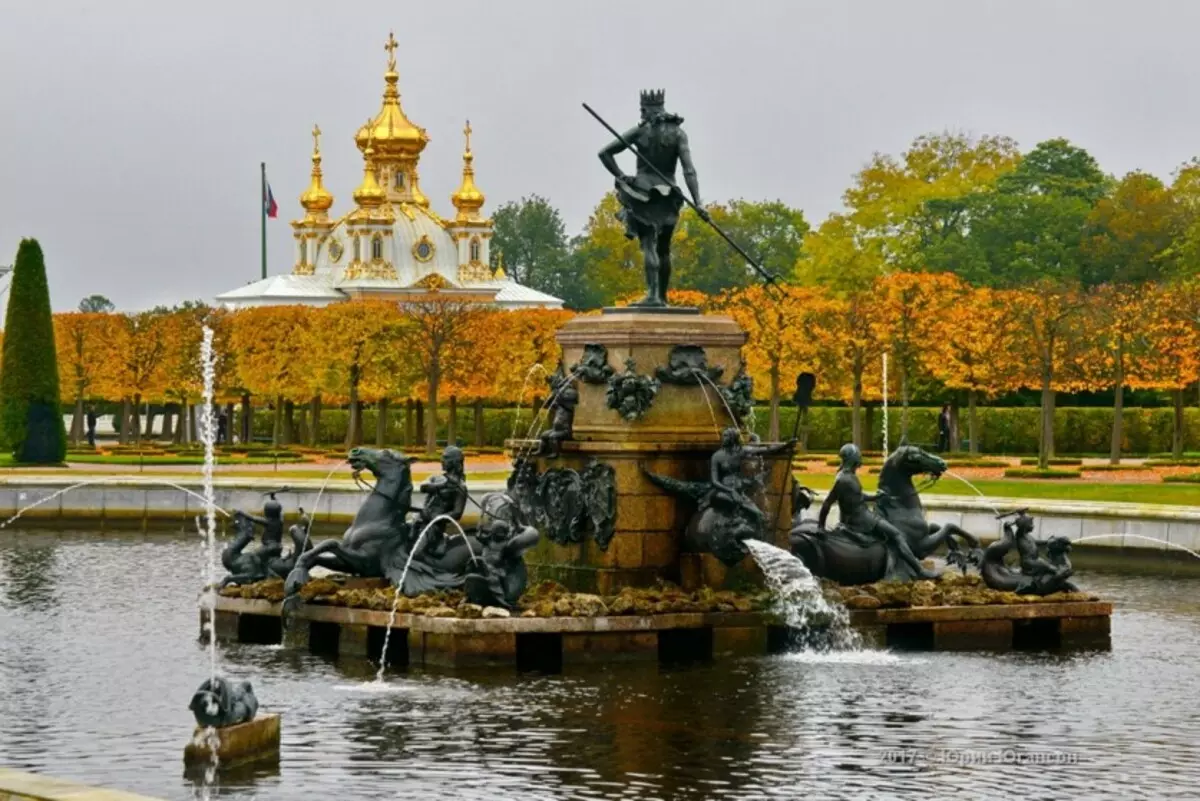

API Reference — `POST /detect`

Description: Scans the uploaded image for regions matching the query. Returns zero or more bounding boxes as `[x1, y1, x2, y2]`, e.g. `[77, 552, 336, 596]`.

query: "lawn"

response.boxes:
[793, 470, 1200, 507]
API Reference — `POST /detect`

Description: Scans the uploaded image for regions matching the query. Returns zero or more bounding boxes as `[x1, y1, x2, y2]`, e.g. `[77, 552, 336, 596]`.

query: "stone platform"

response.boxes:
[182, 713, 281, 768]
[203, 595, 1112, 670]
[850, 601, 1112, 650]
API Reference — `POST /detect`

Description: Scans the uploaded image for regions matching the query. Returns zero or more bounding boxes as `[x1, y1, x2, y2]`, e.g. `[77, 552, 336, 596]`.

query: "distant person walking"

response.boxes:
[85, 405, 98, 448]
[937, 404, 951, 452]
[217, 410, 229, 445]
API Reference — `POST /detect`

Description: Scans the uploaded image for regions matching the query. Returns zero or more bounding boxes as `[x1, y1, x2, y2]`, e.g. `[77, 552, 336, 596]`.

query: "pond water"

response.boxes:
[2, 530, 1199, 800]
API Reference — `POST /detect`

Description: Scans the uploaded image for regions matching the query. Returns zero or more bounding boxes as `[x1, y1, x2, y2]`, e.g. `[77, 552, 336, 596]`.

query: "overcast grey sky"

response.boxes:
[3, 0, 1199, 311]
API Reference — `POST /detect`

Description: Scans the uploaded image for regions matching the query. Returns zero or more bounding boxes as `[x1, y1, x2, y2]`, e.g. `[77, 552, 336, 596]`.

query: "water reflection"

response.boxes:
[1, 530, 1199, 800]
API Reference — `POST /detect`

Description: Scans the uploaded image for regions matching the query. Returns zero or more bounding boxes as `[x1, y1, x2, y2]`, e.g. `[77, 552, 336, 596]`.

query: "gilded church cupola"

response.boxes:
[355, 31, 430, 208]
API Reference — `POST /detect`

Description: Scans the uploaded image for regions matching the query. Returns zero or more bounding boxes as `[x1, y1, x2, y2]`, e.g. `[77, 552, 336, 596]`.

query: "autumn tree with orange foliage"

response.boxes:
[230, 305, 317, 445]
[719, 284, 824, 441]
[922, 284, 1020, 455]
[394, 298, 491, 452]
[1140, 281, 1200, 458]
[96, 310, 171, 444]
[1004, 282, 1089, 468]
[303, 301, 405, 448]
[54, 312, 124, 444]
[872, 271, 962, 438]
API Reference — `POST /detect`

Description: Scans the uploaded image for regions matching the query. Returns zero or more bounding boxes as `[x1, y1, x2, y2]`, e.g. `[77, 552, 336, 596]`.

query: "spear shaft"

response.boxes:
[583, 102, 779, 288]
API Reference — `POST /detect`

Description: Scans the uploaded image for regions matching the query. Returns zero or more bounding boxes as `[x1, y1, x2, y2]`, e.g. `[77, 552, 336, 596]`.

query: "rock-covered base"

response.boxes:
[220, 576, 771, 620]
[830, 573, 1101, 610]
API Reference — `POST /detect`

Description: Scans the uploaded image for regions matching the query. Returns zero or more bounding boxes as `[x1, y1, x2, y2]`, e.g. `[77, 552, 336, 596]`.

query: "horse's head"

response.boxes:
[348, 447, 412, 478]
[882, 443, 947, 481]
[1045, 535, 1072, 558]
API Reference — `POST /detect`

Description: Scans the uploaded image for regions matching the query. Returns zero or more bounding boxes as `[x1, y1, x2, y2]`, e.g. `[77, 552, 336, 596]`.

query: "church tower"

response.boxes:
[355, 32, 430, 209]
[291, 125, 335, 275]
[343, 127, 396, 280]
[448, 120, 493, 283]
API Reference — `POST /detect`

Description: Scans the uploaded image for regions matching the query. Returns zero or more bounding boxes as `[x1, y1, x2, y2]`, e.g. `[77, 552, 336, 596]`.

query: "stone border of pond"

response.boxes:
[0, 768, 164, 801]
[205, 595, 1111, 668]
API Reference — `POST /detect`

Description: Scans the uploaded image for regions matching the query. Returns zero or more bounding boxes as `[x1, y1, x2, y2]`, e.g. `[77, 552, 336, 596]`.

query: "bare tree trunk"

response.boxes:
[162, 405, 175, 441]
[474, 398, 485, 447]
[295, 404, 308, 445]
[968, 390, 979, 457]
[144, 407, 156, 440]
[1110, 354, 1124, 465]
[948, 401, 960, 452]
[272, 395, 283, 447]
[425, 381, 439, 453]
[309, 395, 322, 447]
[1174, 387, 1185, 460]
[118, 398, 129, 445]
[376, 398, 390, 447]
[71, 397, 83, 446]
[283, 400, 295, 445]
[447, 395, 458, 446]
[405, 399, 415, 447]
[345, 371, 362, 448]
[768, 363, 781, 442]
[174, 402, 185, 444]
[416, 400, 426, 448]
[132, 393, 143, 444]
[851, 357, 864, 449]
[240, 393, 252, 444]
[1039, 373, 1054, 470]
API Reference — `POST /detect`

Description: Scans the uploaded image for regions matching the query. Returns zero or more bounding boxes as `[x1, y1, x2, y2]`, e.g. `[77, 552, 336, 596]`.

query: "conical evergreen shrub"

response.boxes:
[0, 239, 67, 463]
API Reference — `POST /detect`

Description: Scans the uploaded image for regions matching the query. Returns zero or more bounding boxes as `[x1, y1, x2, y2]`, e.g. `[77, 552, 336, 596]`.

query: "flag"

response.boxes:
[263, 179, 278, 219]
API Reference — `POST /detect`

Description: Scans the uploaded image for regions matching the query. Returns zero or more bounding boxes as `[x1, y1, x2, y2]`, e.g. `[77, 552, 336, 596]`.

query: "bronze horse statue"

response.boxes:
[790, 443, 982, 584]
[284, 447, 482, 604]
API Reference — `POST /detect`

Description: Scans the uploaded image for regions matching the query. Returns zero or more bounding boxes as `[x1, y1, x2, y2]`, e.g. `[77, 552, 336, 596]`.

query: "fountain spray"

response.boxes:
[199, 326, 218, 683]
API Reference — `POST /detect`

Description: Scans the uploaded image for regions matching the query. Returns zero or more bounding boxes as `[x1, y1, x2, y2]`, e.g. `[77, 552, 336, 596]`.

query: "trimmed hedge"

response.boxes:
[242, 404, 1200, 455]
[1004, 468, 1081, 479]
[1019, 457, 1083, 466]
[1079, 463, 1153, 472]
[0, 239, 67, 463]
[1163, 473, 1200, 484]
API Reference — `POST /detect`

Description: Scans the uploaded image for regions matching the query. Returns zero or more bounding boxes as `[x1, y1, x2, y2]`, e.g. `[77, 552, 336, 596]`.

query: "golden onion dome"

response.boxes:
[355, 32, 429, 158]
[353, 128, 386, 208]
[299, 124, 334, 213]
[451, 120, 485, 218]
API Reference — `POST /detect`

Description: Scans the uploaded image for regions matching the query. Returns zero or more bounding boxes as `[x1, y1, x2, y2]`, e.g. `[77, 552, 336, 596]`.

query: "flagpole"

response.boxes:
[260, 162, 267, 280]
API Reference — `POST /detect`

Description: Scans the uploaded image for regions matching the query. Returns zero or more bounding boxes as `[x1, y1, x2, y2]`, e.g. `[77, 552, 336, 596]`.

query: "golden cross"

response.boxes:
[463, 119, 472, 152]
[384, 31, 398, 70]
[312, 124, 322, 154]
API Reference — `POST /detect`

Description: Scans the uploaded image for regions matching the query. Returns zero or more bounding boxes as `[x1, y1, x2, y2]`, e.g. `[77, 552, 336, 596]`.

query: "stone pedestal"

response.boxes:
[183, 714, 281, 768]
[557, 311, 746, 442]
[518, 310, 794, 594]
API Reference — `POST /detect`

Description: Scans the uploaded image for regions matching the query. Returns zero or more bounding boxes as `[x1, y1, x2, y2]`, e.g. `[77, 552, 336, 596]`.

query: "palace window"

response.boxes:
[372, 235, 384, 260]
[353, 236, 361, 262]
[469, 238, 481, 262]
[394, 171, 405, 190]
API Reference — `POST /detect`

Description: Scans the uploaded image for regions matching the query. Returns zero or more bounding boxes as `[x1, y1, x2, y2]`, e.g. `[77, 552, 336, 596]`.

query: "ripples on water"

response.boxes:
[2, 531, 1199, 800]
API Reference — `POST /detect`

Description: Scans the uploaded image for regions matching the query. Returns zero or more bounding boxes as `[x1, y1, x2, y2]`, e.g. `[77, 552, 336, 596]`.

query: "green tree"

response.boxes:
[0, 239, 67, 462]
[674, 200, 808, 294]
[964, 138, 1109, 287]
[1081, 171, 1180, 286]
[78, 294, 115, 313]
[843, 131, 1021, 271]
[489, 194, 570, 296]
[563, 193, 644, 309]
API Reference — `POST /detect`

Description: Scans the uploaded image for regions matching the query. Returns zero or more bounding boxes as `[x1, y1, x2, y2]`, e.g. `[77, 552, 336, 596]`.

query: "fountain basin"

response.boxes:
[182, 713, 281, 769]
